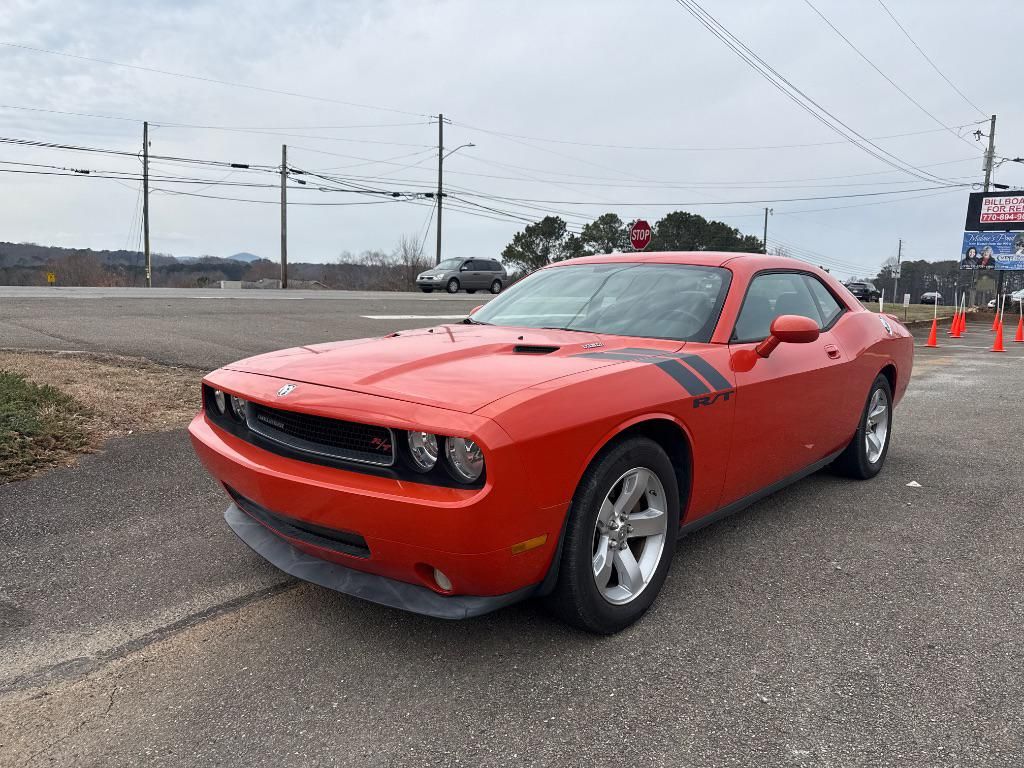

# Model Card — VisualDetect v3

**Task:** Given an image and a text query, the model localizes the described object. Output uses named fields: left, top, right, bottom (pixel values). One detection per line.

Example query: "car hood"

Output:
left=224, top=324, right=685, bottom=413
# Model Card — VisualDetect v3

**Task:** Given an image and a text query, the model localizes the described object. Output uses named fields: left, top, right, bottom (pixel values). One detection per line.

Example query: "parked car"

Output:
left=988, top=290, right=1024, bottom=310
left=416, top=258, right=506, bottom=294
left=920, top=292, right=943, bottom=305
left=191, top=252, right=913, bottom=634
left=845, top=281, right=881, bottom=302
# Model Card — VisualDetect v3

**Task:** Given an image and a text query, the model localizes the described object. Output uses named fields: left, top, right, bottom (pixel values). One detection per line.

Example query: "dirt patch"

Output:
left=0, top=351, right=202, bottom=482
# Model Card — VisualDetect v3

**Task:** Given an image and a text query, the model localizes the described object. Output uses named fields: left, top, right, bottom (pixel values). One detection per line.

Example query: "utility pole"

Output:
left=982, top=114, right=997, bottom=192
left=280, top=144, right=288, bottom=289
left=762, top=207, right=772, bottom=254
left=981, top=115, right=1001, bottom=302
left=892, top=239, right=901, bottom=301
left=435, top=113, right=444, bottom=266
left=143, top=121, right=151, bottom=288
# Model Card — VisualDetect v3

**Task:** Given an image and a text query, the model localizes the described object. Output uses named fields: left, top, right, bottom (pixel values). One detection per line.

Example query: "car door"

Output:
left=721, top=270, right=854, bottom=505
left=461, top=260, right=484, bottom=290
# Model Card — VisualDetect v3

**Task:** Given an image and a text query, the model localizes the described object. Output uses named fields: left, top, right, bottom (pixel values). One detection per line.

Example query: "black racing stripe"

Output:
left=653, top=360, right=710, bottom=396
left=678, top=354, right=732, bottom=391
left=614, top=348, right=733, bottom=392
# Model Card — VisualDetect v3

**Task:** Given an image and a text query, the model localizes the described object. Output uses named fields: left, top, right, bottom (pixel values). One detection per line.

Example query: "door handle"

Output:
left=824, top=344, right=841, bottom=359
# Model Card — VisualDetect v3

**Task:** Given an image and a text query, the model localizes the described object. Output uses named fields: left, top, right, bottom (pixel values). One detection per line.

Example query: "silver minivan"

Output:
left=416, top=258, right=507, bottom=294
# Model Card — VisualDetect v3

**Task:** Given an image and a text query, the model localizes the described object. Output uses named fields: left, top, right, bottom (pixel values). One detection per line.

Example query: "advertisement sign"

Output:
left=964, top=192, right=1024, bottom=231
left=959, top=231, right=1024, bottom=270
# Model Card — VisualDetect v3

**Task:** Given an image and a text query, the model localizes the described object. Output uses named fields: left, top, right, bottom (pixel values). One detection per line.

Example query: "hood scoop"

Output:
left=513, top=344, right=560, bottom=355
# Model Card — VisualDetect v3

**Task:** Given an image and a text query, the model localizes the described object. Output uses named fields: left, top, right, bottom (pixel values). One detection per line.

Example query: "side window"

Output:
left=733, top=272, right=822, bottom=342
left=802, top=276, right=844, bottom=329
left=489, top=260, right=502, bottom=271
left=461, top=260, right=475, bottom=271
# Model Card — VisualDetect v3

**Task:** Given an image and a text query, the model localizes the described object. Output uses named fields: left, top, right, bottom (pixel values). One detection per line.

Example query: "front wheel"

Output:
left=446, top=278, right=460, bottom=294
left=490, top=280, right=503, bottom=294
left=833, top=374, right=892, bottom=479
left=545, top=437, right=679, bottom=634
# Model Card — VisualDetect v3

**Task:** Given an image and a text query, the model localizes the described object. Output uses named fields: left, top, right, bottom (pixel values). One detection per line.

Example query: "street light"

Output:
left=435, top=140, right=476, bottom=265
left=444, top=142, right=475, bottom=160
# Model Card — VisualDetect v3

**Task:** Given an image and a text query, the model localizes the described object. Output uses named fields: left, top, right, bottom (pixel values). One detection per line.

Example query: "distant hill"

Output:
left=228, top=252, right=261, bottom=263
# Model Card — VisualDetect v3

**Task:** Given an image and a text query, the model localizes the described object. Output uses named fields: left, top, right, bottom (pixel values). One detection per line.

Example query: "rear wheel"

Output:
left=446, top=278, right=460, bottom=294
left=490, top=280, right=503, bottom=294
left=420, top=288, right=433, bottom=293
left=833, top=374, right=892, bottom=479
left=545, top=437, right=679, bottom=634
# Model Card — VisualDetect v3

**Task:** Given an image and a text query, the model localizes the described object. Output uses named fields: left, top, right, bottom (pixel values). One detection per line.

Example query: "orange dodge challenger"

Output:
left=190, top=252, right=913, bottom=633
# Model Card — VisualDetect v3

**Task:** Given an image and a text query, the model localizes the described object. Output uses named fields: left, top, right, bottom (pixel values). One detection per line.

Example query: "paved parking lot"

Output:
left=1, top=291, right=1022, bottom=767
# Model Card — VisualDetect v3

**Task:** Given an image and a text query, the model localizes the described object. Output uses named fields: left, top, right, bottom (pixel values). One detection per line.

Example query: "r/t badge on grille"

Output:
left=276, top=383, right=297, bottom=397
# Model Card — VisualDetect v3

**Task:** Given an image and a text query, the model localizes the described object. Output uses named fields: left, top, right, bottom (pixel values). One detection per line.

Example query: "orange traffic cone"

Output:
left=991, top=318, right=1006, bottom=352
left=990, top=312, right=999, bottom=331
left=949, top=309, right=961, bottom=337
left=926, top=318, right=939, bottom=348
left=1015, top=315, right=1024, bottom=343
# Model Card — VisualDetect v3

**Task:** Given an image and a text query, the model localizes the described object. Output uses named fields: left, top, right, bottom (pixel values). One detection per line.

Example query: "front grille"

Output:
left=245, top=402, right=396, bottom=467
left=228, top=487, right=370, bottom=558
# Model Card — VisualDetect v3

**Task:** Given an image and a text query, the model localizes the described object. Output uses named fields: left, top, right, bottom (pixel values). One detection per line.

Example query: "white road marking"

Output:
left=361, top=314, right=466, bottom=320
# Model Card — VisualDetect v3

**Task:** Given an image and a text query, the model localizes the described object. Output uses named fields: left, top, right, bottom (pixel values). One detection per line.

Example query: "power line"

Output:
left=0, top=103, right=433, bottom=131
left=447, top=184, right=970, bottom=208
left=447, top=119, right=983, bottom=153
left=801, top=0, right=979, bottom=152
left=873, top=0, right=987, bottom=118
left=0, top=42, right=431, bottom=118
left=671, top=0, right=955, bottom=186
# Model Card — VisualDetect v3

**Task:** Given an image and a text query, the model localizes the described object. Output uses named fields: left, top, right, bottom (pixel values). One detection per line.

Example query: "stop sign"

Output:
left=630, top=219, right=652, bottom=251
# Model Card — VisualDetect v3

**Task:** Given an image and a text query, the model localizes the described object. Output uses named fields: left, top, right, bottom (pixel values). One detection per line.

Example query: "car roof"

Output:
left=552, top=251, right=839, bottom=279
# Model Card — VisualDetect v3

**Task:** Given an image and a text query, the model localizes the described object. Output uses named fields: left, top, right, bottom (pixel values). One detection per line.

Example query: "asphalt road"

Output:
left=1, top=290, right=1023, bottom=767
left=0, top=287, right=488, bottom=369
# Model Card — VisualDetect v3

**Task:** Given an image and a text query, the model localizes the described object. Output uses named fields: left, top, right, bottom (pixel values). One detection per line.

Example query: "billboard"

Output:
left=959, top=231, right=1024, bottom=270
left=964, top=192, right=1024, bottom=231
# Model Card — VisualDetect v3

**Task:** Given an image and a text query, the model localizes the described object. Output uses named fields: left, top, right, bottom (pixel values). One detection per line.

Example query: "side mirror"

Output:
left=469, top=305, right=483, bottom=315
left=755, top=315, right=820, bottom=358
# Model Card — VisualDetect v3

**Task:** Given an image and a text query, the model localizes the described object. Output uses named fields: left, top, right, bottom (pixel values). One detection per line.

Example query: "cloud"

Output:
left=0, top=0, right=1017, bottom=276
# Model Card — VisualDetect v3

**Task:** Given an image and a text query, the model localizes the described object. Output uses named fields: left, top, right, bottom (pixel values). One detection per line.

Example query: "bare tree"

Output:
left=393, top=233, right=430, bottom=287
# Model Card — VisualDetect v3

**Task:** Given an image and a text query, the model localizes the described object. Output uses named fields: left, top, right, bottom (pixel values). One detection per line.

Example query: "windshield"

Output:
left=472, top=263, right=731, bottom=342
left=435, top=258, right=462, bottom=271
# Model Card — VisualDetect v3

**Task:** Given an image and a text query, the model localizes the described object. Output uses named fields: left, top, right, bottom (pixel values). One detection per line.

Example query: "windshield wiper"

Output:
left=463, top=317, right=490, bottom=325
left=540, top=326, right=591, bottom=333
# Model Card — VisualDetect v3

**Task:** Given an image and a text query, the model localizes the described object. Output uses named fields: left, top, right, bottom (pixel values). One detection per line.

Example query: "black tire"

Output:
left=446, top=278, right=460, bottom=294
left=544, top=437, right=679, bottom=634
left=490, top=280, right=503, bottom=294
left=420, top=288, right=433, bottom=293
left=466, top=289, right=477, bottom=294
left=832, top=374, right=893, bottom=479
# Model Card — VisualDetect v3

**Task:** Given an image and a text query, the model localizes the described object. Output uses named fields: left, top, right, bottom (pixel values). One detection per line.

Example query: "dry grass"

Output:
left=0, top=351, right=201, bottom=482
left=860, top=302, right=957, bottom=322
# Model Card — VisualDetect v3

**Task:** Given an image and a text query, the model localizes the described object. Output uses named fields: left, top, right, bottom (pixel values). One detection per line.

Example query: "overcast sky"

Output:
left=0, top=0, right=1020, bottom=279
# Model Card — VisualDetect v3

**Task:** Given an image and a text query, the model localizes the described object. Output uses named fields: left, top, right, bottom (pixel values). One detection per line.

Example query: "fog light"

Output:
left=433, top=568, right=452, bottom=592
left=213, top=389, right=227, bottom=414
left=229, top=395, right=247, bottom=421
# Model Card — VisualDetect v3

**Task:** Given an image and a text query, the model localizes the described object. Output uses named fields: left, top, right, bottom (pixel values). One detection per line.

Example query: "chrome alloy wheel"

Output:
left=592, top=467, right=668, bottom=605
left=864, top=387, right=890, bottom=464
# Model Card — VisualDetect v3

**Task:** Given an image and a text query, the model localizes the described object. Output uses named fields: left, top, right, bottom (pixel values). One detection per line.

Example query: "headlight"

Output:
left=406, top=431, right=439, bottom=471
left=213, top=389, right=227, bottom=414
left=229, top=395, right=247, bottom=421
left=445, top=437, right=484, bottom=483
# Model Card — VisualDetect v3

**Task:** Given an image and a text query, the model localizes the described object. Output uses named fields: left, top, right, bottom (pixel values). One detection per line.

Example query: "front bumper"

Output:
left=188, top=370, right=567, bottom=612
left=226, top=502, right=536, bottom=619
